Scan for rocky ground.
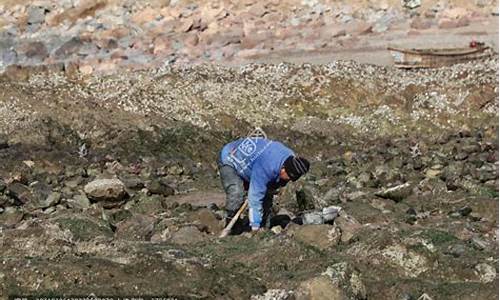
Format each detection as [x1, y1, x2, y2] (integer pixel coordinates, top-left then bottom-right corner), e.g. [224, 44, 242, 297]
[0, 0, 498, 73]
[0, 53, 498, 299]
[0, 0, 499, 299]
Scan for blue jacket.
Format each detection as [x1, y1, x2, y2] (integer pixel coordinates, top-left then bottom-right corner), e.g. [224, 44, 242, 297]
[220, 138, 294, 228]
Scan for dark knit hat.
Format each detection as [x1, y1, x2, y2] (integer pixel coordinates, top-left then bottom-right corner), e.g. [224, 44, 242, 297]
[283, 156, 310, 181]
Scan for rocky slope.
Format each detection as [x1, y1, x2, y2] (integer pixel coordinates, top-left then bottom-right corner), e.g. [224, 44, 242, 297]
[0, 0, 498, 74]
[0, 53, 497, 299]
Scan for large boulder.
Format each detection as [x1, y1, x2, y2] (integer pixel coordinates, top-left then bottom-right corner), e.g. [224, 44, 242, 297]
[84, 178, 128, 202]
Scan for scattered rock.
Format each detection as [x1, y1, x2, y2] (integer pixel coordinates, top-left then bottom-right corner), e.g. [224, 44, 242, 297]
[457, 206, 472, 217]
[416, 178, 448, 196]
[474, 263, 497, 283]
[6, 183, 34, 205]
[0, 207, 24, 228]
[0, 136, 8, 150]
[147, 180, 175, 197]
[130, 194, 165, 214]
[296, 187, 316, 211]
[334, 212, 362, 244]
[79, 64, 94, 75]
[322, 188, 340, 204]
[344, 190, 366, 202]
[406, 207, 417, 215]
[441, 7, 470, 19]
[470, 237, 488, 250]
[184, 34, 199, 47]
[271, 226, 283, 234]
[55, 215, 113, 241]
[84, 179, 128, 202]
[425, 167, 442, 178]
[476, 166, 497, 182]
[251, 289, 293, 300]
[295, 276, 346, 300]
[402, 0, 421, 9]
[120, 175, 145, 190]
[46, 0, 106, 26]
[27, 6, 47, 25]
[54, 37, 84, 60]
[67, 194, 91, 209]
[302, 211, 324, 225]
[38, 192, 61, 209]
[381, 244, 429, 277]
[18, 41, 48, 60]
[322, 262, 367, 300]
[115, 214, 156, 241]
[343, 20, 373, 35]
[438, 17, 470, 29]
[410, 17, 433, 30]
[288, 224, 340, 250]
[188, 208, 222, 234]
[170, 225, 206, 245]
[445, 244, 466, 257]
[132, 8, 159, 24]
[375, 182, 412, 202]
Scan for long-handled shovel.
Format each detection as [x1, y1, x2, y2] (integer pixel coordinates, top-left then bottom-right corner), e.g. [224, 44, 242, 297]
[219, 200, 248, 238]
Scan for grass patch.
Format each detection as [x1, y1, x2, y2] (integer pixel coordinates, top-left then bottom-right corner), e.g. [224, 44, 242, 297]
[477, 187, 499, 198]
[421, 229, 458, 246]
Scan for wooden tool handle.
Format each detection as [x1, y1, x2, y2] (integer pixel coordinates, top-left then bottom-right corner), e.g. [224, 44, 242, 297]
[219, 200, 248, 238]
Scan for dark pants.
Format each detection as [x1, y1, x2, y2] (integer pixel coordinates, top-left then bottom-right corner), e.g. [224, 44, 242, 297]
[218, 161, 273, 228]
